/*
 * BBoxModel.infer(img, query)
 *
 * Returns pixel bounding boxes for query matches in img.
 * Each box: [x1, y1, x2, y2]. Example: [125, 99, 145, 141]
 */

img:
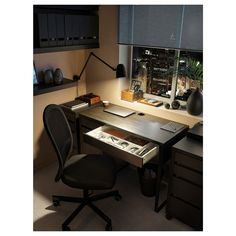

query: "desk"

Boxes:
[77, 104, 189, 212]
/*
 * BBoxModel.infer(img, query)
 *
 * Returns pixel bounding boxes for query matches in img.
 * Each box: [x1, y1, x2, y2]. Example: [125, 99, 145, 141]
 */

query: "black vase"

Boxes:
[44, 69, 53, 84]
[186, 88, 203, 115]
[53, 68, 63, 85]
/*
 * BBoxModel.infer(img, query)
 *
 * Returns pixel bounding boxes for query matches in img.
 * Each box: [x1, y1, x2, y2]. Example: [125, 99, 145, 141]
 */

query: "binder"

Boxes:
[56, 14, 65, 46]
[65, 15, 73, 46]
[38, 13, 48, 47]
[48, 14, 57, 47]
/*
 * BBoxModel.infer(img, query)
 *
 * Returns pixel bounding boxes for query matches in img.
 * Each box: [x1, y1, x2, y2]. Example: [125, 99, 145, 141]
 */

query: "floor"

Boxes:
[33, 161, 193, 231]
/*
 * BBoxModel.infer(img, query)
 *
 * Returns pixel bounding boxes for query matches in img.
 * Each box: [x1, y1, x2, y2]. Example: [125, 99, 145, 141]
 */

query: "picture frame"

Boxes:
[33, 62, 38, 85]
[130, 79, 141, 92]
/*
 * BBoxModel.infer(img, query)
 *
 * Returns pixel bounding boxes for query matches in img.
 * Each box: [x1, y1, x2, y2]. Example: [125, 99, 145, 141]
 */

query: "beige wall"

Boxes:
[86, 5, 202, 127]
[33, 5, 202, 170]
[33, 50, 87, 170]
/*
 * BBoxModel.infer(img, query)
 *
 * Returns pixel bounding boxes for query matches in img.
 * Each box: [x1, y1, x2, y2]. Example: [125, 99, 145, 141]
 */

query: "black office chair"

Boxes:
[43, 104, 121, 231]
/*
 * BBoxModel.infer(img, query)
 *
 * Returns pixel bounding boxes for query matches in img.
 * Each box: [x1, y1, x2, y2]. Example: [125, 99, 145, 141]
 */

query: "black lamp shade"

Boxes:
[116, 64, 126, 78]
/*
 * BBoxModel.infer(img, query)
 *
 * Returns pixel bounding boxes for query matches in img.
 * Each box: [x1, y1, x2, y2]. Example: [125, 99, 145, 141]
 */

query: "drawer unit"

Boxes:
[83, 125, 159, 168]
[174, 164, 202, 186]
[167, 196, 202, 230]
[166, 136, 203, 230]
[175, 152, 202, 173]
[172, 177, 202, 208]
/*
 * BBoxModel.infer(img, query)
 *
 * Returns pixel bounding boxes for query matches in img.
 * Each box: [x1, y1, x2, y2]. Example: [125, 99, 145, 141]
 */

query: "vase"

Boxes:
[53, 68, 63, 85]
[44, 69, 53, 84]
[186, 88, 203, 115]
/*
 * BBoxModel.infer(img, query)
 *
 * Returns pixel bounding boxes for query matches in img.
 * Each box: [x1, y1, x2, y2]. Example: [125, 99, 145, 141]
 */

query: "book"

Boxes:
[62, 99, 88, 110]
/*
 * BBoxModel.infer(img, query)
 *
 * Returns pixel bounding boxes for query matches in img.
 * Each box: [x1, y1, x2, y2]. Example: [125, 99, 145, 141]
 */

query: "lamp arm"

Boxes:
[75, 52, 117, 81]
[90, 52, 116, 71]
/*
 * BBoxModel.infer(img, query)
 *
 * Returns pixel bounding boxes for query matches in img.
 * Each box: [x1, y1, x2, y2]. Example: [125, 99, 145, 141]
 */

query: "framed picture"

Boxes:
[130, 79, 141, 92]
[33, 62, 38, 85]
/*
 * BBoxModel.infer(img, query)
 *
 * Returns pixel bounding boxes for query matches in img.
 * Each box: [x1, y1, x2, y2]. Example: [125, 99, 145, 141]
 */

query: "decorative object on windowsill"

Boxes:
[164, 103, 170, 109]
[44, 69, 54, 84]
[53, 68, 63, 85]
[178, 59, 203, 116]
[171, 100, 180, 110]
[164, 101, 180, 110]
[187, 87, 203, 115]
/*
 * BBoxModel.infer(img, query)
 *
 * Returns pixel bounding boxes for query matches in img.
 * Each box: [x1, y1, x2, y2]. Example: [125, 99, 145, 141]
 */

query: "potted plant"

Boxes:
[179, 58, 203, 91]
[180, 58, 203, 115]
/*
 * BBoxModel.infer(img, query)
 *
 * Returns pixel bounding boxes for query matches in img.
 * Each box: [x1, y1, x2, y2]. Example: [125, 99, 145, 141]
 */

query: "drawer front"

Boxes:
[174, 164, 202, 186]
[83, 125, 159, 168]
[172, 177, 202, 208]
[175, 152, 202, 173]
[167, 196, 203, 230]
[80, 116, 104, 130]
[80, 126, 102, 154]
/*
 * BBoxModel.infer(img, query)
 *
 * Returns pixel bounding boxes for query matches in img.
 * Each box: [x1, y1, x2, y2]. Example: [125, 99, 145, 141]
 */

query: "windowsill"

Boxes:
[116, 98, 203, 128]
[158, 103, 203, 118]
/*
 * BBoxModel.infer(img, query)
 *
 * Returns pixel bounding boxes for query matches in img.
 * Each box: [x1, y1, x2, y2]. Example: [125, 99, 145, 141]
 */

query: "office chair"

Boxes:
[43, 104, 121, 231]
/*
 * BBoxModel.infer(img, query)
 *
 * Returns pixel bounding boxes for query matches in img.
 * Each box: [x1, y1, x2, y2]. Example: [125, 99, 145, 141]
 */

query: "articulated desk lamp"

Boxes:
[73, 52, 126, 82]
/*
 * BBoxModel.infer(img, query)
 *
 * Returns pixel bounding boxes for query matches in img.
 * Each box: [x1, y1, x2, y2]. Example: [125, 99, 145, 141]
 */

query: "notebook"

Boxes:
[161, 122, 185, 133]
[104, 106, 135, 118]
[62, 100, 88, 110]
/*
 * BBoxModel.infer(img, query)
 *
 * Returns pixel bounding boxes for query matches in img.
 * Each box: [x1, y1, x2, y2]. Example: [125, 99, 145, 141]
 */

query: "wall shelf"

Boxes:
[34, 43, 99, 54]
[34, 78, 76, 96]
[34, 5, 99, 54]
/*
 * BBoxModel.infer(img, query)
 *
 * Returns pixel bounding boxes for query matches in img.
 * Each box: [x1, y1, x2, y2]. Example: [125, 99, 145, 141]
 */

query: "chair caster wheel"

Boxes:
[105, 223, 112, 231]
[62, 225, 71, 231]
[165, 213, 172, 220]
[114, 193, 122, 201]
[53, 200, 60, 207]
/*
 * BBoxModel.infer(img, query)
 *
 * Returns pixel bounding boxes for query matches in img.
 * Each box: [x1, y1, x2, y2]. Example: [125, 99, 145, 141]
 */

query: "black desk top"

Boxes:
[173, 136, 203, 158]
[79, 104, 189, 145]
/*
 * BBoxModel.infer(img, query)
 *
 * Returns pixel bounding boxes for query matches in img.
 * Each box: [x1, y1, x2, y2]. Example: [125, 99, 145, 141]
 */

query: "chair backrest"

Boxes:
[43, 104, 73, 182]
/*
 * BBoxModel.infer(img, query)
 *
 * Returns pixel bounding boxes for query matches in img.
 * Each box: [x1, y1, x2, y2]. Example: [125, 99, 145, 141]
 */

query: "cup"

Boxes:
[102, 100, 110, 107]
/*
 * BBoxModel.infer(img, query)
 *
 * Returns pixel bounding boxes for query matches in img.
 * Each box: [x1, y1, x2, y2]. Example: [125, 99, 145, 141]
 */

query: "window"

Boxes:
[131, 46, 203, 103]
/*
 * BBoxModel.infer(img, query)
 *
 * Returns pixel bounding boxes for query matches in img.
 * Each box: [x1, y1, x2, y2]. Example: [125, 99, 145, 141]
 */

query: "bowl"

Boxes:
[102, 100, 110, 107]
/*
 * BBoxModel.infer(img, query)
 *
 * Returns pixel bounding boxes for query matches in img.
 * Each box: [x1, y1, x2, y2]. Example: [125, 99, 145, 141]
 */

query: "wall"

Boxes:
[33, 5, 202, 170]
[86, 5, 202, 127]
[33, 50, 87, 170]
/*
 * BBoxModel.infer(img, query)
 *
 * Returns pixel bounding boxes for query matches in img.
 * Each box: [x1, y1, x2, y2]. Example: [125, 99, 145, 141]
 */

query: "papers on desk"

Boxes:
[62, 99, 88, 110]
[161, 122, 185, 133]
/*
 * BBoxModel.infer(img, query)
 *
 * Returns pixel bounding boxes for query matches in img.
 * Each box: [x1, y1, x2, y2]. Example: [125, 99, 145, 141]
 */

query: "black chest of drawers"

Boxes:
[166, 136, 203, 230]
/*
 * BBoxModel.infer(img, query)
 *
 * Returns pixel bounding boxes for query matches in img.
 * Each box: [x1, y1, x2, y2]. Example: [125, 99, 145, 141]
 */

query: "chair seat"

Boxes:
[62, 154, 116, 190]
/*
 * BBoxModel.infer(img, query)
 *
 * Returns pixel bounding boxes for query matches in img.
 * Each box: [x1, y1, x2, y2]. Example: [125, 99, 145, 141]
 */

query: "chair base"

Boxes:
[52, 189, 121, 231]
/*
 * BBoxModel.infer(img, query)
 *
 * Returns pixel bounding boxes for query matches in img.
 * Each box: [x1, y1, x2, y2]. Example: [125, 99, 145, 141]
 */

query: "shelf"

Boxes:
[34, 43, 99, 54]
[33, 78, 76, 96]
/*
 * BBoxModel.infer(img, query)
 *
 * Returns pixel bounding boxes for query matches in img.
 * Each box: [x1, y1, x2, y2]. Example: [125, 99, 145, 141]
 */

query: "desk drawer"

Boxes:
[84, 125, 159, 168]
[167, 196, 202, 230]
[174, 164, 202, 186]
[80, 116, 104, 130]
[175, 152, 202, 173]
[172, 177, 202, 208]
